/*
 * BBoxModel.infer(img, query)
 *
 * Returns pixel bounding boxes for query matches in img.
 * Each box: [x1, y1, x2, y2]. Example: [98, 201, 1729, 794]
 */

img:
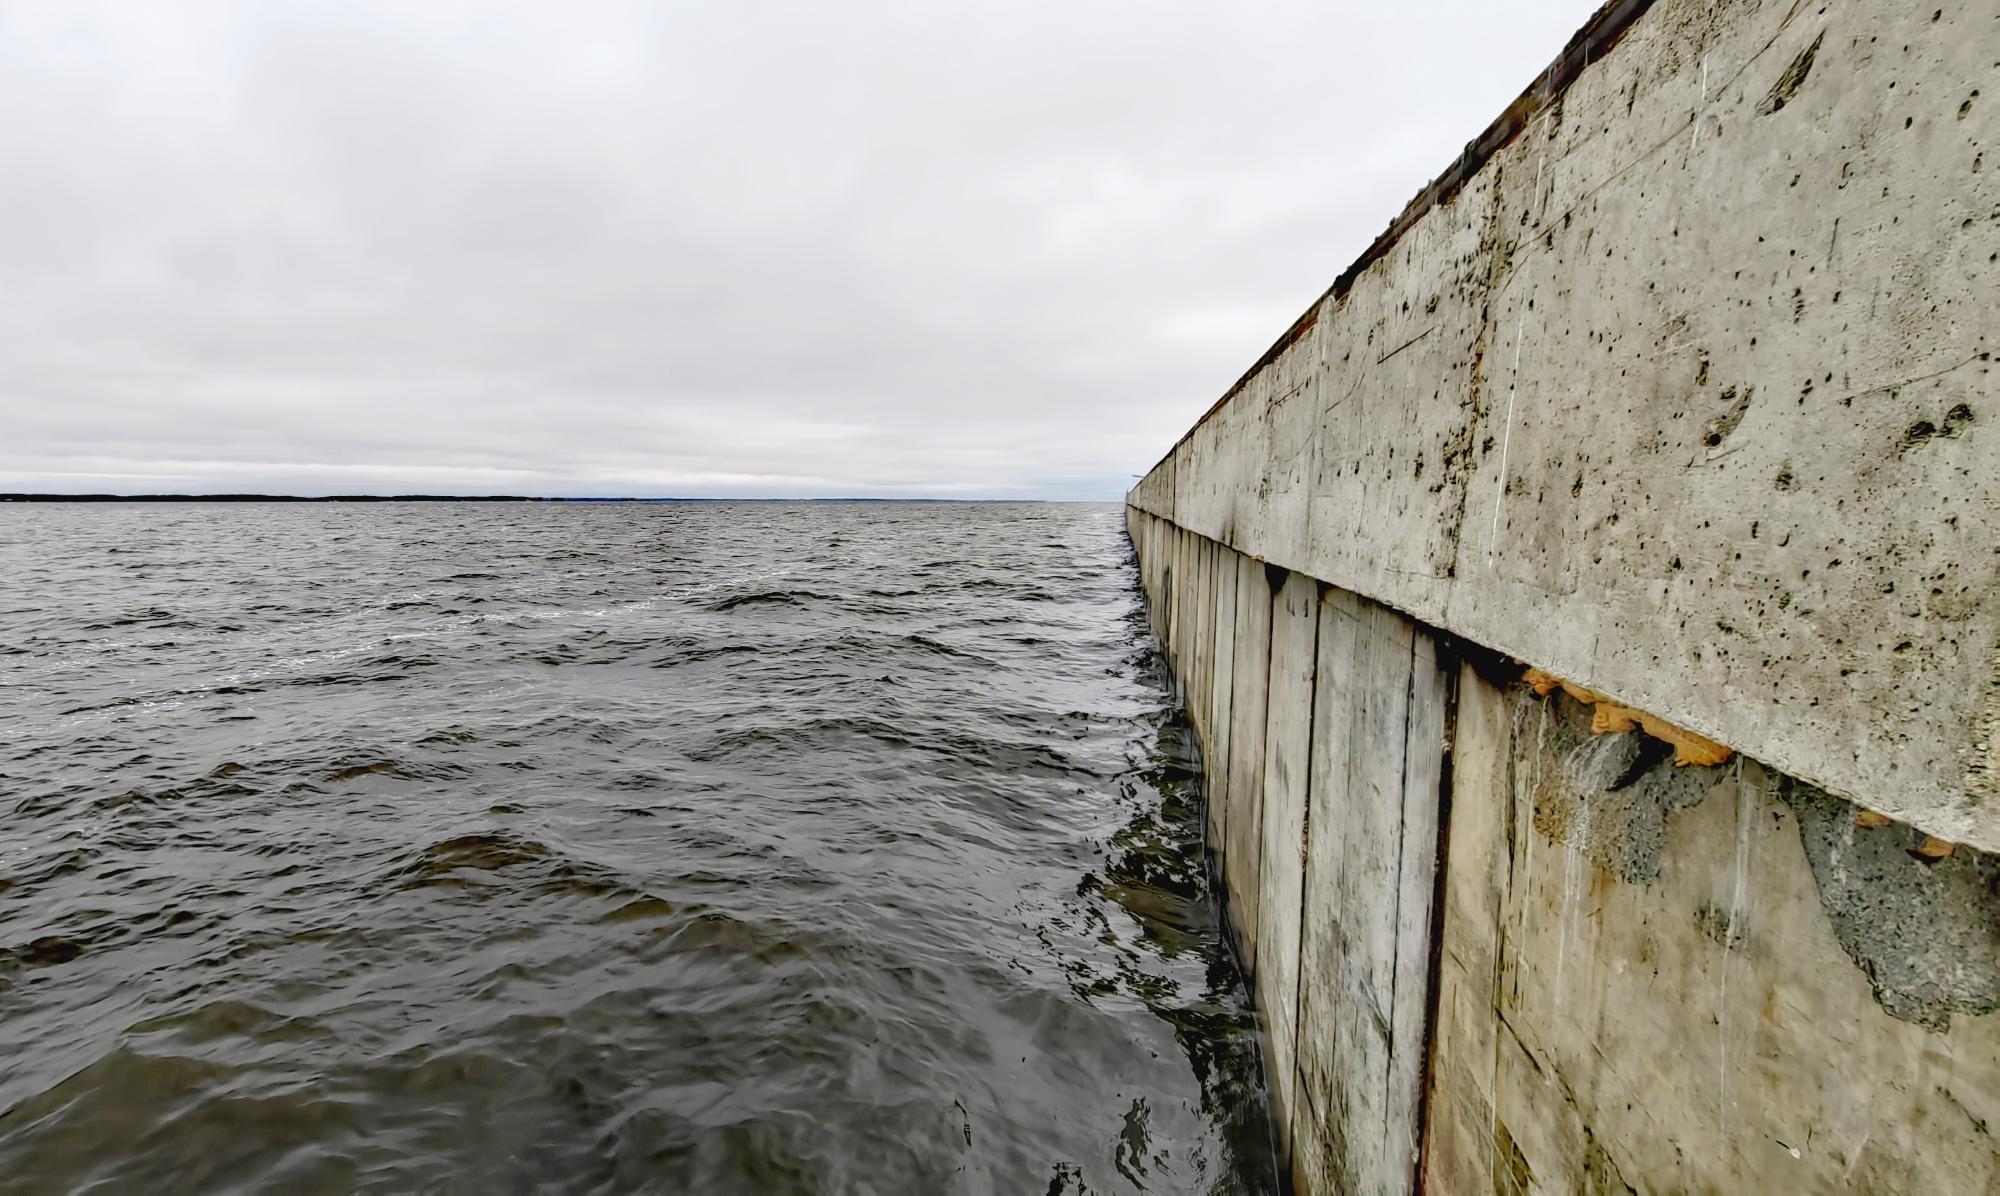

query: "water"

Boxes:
[0, 501, 1277, 1194]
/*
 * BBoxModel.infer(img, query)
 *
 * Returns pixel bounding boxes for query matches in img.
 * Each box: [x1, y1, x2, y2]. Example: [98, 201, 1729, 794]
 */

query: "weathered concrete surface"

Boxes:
[1128, 0, 2000, 1188]
[1132, 508, 2000, 1193]
[1223, 551, 1273, 976]
[1787, 779, 2000, 1031]
[1255, 570, 1317, 1149]
[1206, 541, 1239, 860]
[1289, 592, 1452, 1194]
[1128, 0, 2000, 850]
[1426, 671, 2000, 1192]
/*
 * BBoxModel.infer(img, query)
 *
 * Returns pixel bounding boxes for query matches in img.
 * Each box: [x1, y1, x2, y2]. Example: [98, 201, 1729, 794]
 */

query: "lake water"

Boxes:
[0, 501, 1276, 1193]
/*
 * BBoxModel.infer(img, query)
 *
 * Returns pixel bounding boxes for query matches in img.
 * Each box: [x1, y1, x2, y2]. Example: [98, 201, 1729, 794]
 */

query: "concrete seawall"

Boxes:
[1128, 0, 1998, 1189]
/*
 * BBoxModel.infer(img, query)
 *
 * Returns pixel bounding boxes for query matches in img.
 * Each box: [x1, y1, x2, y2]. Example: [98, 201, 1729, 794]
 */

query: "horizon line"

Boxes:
[0, 492, 1109, 504]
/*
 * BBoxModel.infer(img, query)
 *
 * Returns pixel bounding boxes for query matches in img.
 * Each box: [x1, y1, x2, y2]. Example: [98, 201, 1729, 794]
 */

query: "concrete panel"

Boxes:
[1342, 602, 1419, 1193]
[1145, 514, 1161, 639]
[1428, 673, 2000, 1191]
[1255, 570, 1320, 1148]
[1174, 405, 1214, 542]
[1420, 661, 1513, 1196]
[1304, 164, 1501, 631]
[1292, 587, 1363, 1195]
[1189, 536, 1205, 734]
[1186, 533, 1206, 734]
[1168, 528, 1184, 684]
[1130, 440, 1174, 521]
[1224, 553, 1274, 974]
[1385, 629, 1448, 1183]
[1144, 512, 1160, 644]
[1294, 594, 1422, 1194]
[1246, 334, 1322, 568]
[1177, 332, 1323, 569]
[1128, 0, 2000, 848]
[1176, 359, 1270, 549]
[1207, 543, 1240, 860]
[1450, 0, 2000, 847]
[1195, 538, 1215, 739]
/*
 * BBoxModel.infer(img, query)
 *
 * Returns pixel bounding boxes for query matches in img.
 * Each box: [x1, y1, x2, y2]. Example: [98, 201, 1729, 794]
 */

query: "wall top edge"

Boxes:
[1129, 0, 1657, 495]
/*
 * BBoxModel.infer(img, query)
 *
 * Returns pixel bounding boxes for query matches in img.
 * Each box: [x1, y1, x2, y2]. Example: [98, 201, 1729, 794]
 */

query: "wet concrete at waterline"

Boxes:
[0, 502, 1278, 1193]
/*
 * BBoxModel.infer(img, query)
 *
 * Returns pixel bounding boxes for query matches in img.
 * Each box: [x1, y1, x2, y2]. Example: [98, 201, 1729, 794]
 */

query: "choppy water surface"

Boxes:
[0, 502, 1275, 1193]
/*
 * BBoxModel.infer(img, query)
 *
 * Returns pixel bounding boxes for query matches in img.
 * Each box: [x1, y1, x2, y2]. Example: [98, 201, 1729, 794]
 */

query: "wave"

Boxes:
[703, 589, 834, 613]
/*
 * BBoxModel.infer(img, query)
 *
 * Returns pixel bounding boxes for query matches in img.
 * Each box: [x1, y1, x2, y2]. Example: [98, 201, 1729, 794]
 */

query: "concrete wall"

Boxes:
[1130, 509, 2000, 1192]
[1129, 510, 1455, 1191]
[1428, 665, 2000, 1193]
[1129, 0, 1998, 851]
[1125, 0, 2000, 1188]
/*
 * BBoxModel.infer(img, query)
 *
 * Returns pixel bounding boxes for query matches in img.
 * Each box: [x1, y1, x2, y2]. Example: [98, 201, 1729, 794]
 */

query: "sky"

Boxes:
[0, 1, 1603, 500]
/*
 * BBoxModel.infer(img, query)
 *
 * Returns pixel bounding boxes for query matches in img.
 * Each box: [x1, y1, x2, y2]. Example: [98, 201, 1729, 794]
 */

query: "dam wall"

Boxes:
[1134, 511, 2000, 1192]
[1128, 0, 1999, 1189]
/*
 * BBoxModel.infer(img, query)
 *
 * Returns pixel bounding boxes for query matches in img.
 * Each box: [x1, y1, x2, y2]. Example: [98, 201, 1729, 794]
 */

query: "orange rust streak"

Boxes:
[1517, 663, 1734, 767]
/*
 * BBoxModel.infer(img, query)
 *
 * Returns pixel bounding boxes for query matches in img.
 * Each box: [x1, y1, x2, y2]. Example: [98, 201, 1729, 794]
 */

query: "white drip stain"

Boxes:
[1512, 700, 1551, 1006]
[1487, 111, 1551, 568]
[1693, 55, 1709, 150]
[1550, 736, 1624, 1013]
[1554, 779, 1593, 1015]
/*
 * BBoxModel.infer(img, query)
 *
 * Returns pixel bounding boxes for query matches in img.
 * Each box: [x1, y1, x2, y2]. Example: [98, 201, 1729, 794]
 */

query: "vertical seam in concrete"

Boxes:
[1286, 583, 1324, 1175]
[1384, 627, 1419, 1180]
[1413, 650, 1460, 1194]
[1209, 539, 1234, 873]
[1250, 574, 1278, 975]
[1339, 604, 1367, 1188]
[1487, 682, 1519, 1187]
[1249, 575, 1284, 1178]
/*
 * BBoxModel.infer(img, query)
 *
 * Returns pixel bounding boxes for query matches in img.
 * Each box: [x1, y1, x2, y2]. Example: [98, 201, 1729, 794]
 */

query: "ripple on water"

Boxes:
[0, 502, 1275, 1192]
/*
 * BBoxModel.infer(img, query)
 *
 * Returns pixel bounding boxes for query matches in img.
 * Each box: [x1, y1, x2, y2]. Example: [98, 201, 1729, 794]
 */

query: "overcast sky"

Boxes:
[1, 1, 1600, 499]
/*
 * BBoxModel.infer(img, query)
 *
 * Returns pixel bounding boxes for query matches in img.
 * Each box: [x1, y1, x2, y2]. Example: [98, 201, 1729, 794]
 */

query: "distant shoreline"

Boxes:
[0, 494, 1040, 504]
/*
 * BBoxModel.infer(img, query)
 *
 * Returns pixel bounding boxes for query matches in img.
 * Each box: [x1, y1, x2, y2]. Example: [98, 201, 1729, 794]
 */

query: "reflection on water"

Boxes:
[0, 501, 1275, 1192]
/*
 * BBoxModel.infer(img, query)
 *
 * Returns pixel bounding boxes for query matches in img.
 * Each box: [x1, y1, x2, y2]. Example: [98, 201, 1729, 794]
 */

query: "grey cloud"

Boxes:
[0, 0, 1602, 498]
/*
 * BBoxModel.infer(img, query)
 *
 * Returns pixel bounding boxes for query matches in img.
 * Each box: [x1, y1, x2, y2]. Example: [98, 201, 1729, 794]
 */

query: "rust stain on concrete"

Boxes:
[1521, 666, 1732, 766]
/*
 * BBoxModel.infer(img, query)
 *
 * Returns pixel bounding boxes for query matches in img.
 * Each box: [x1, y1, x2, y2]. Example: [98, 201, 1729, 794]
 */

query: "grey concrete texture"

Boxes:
[1206, 541, 1239, 861]
[1132, 507, 2000, 1194]
[1131, 519, 1453, 1194]
[1128, 0, 2000, 850]
[1289, 593, 1451, 1195]
[1514, 682, 2000, 1033]
[1254, 569, 1318, 1147]
[1222, 552, 1274, 977]
[1785, 776, 2000, 1032]
[1429, 666, 2000, 1192]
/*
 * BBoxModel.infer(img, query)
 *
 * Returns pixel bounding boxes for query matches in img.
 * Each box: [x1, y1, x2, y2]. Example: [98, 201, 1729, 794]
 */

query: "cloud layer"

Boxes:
[1, 0, 1600, 498]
